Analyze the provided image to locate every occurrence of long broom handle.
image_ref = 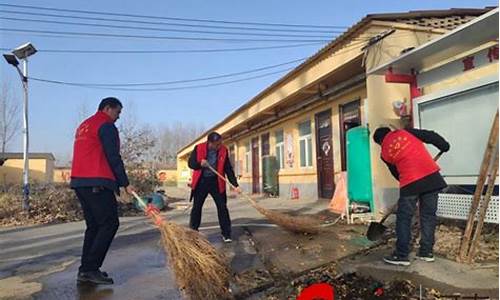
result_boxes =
[132,191,148,208]
[205,164,259,207]
[131,191,163,225]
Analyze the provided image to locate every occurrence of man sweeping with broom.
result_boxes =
[189,132,241,243]
[373,126,449,266]
[71,97,135,285]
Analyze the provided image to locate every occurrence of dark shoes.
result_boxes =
[416,252,435,262]
[77,270,114,285]
[383,253,411,266]
[383,251,436,265]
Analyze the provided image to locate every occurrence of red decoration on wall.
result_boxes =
[462,56,475,71]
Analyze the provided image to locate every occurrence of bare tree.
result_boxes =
[155,121,206,169]
[118,107,159,194]
[0,81,21,153]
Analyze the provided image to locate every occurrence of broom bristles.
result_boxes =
[159,221,233,300]
[133,191,232,300]
[206,165,322,234]
[251,202,321,234]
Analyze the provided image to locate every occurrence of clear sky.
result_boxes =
[0,0,496,164]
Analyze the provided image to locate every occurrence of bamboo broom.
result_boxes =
[205,165,321,234]
[132,192,232,300]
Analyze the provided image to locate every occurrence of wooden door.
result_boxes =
[261,133,270,156]
[315,109,334,199]
[251,137,260,194]
[339,100,361,171]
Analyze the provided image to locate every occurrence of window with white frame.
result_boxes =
[298,120,312,167]
[245,142,251,173]
[275,130,285,169]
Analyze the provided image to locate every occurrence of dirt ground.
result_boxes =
[260,263,441,300]
[238,212,499,299]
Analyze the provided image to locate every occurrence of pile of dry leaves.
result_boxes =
[434,222,499,263]
[263,264,440,299]
[0,184,146,227]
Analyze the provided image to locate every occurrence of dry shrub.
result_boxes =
[0,184,82,226]
[0,184,145,227]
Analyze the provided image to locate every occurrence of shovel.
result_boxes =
[366,151,444,241]
[366,205,396,241]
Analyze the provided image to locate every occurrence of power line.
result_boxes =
[0,43,324,54]
[30,67,296,92]
[0,27,332,43]
[0,9,344,34]
[0,16,337,39]
[35,57,309,87]
[0,3,348,29]
[27,39,369,91]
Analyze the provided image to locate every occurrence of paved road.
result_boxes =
[0,191,328,300]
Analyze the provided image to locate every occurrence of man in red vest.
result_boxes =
[189,132,241,243]
[373,126,449,266]
[71,97,135,284]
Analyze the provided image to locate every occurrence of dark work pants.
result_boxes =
[75,187,119,272]
[190,177,231,238]
[395,191,439,258]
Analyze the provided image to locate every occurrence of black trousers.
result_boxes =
[75,187,119,272]
[396,191,439,258]
[190,177,231,238]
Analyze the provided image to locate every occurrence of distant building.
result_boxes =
[0,152,56,184]
[53,166,71,184]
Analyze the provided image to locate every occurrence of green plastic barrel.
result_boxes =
[346,126,374,210]
[262,155,279,196]
[134,192,165,211]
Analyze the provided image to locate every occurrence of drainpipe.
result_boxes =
[384,67,421,127]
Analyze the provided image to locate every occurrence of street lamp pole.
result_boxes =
[21,57,30,211]
[3,42,37,212]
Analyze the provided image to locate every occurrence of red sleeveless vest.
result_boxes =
[71,111,117,181]
[191,142,227,193]
[381,130,439,187]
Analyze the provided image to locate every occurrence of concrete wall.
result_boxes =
[422,56,499,95]
[0,158,54,184]
[176,158,190,189]
[365,74,408,213]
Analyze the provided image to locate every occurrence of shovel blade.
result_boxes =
[367,222,388,241]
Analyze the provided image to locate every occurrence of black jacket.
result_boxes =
[188,145,239,188]
[383,128,450,196]
[70,123,129,192]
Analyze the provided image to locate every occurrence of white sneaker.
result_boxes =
[222,236,232,243]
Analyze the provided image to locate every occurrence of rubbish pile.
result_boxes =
[263,264,440,299]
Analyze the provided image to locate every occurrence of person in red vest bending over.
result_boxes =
[373,126,450,266]
[189,132,241,243]
[71,97,135,285]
